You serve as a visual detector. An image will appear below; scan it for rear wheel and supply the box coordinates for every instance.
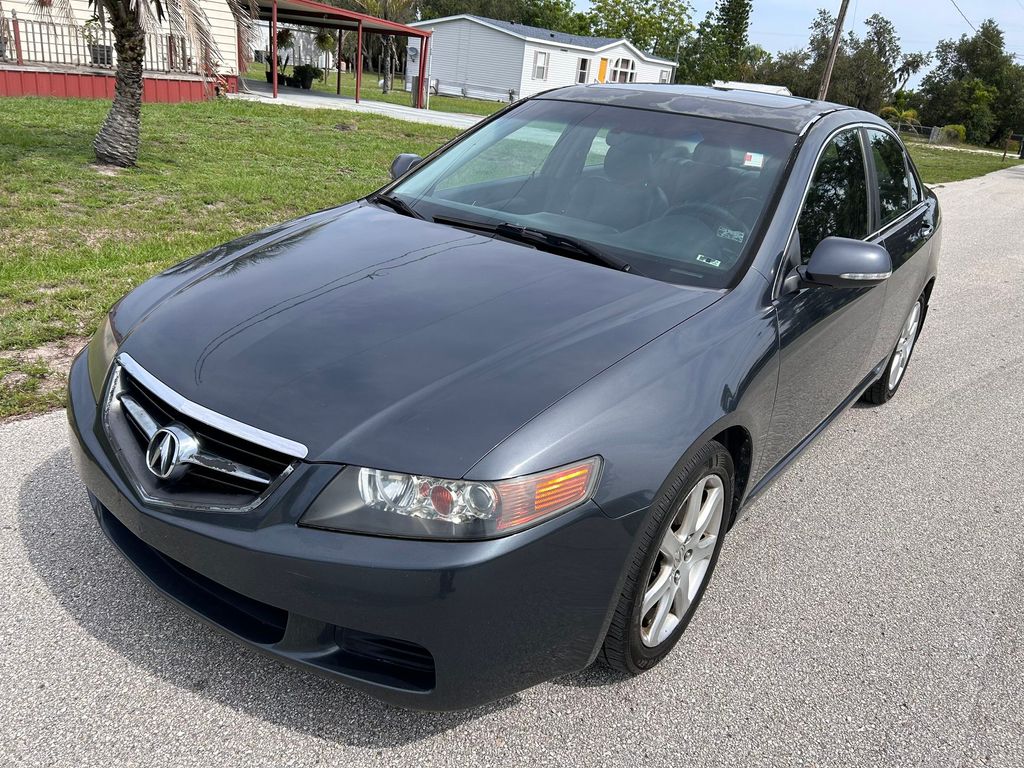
[862,296,923,405]
[601,441,733,674]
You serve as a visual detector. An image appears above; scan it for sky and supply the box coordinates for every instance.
[579,1,1024,86]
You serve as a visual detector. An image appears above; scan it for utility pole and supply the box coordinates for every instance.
[817,0,850,101]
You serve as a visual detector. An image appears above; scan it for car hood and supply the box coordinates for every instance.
[119,204,719,476]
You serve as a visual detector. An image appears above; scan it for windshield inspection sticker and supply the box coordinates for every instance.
[696,254,722,267]
[717,227,745,243]
[743,151,765,169]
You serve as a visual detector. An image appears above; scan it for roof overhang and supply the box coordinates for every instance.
[257,0,429,37]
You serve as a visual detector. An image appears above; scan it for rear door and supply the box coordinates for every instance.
[761,127,887,468]
[862,127,934,361]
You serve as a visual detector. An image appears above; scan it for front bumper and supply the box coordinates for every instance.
[67,348,643,710]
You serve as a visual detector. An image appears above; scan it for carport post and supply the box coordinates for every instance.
[336,30,343,95]
[355,20,363,103]
[416,34,428,109]
[271,0,278,98]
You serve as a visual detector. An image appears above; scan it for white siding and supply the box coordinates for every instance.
[4,0,239,75]
[588,42,674,85]
[518,40,674,96]
[416,18,524,101]
[518,41,579,97]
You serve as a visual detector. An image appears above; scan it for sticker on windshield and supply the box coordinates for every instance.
[743,152,765,169]
[717,227,745,243]
[696,254,722,267]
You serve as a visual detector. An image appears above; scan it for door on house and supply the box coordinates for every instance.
[597,58,609,83]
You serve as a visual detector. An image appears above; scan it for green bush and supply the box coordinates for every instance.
[941,124,967,144]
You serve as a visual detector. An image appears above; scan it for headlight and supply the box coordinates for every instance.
[87,313,121,400]
[300,457,602,540]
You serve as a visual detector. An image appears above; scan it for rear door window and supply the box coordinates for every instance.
[866,128,915,227]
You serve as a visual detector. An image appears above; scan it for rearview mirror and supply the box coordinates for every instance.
[390,153,423,180]
[798,237,892,288]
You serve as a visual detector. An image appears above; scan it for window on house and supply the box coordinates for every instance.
[610,58,636,83]
[659,69,670,83]
[533,51,549,80]
[577,58,590,84]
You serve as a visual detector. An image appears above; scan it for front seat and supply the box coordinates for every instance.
[564,137,668,230]
[664,141,741,207]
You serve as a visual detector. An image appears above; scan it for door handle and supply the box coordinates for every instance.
[918,223,934,237]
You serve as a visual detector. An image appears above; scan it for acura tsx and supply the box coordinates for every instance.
[67,84,940,710]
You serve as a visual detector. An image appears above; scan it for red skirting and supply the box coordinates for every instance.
[0,69,238,103]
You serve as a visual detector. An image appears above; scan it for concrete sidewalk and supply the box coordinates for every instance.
[231,78,484,130]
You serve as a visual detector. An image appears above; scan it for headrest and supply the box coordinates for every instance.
[603,138,653,184]
[692,142,733,167]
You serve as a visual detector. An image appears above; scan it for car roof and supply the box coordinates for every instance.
[535,84,855,134]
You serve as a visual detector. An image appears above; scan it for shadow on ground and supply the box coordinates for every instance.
[18,448,516,749]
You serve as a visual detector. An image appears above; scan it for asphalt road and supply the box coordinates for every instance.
[2,167,1022,767]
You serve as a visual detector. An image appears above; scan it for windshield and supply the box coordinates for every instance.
[389,99,797,288]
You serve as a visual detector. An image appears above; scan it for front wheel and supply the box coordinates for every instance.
[862,296,924,405]
[601,441,733,674]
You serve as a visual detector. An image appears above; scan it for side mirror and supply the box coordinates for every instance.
[389,153,423,180]
[798,237,892,288]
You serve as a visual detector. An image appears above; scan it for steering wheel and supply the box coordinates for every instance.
[667,202,751,246]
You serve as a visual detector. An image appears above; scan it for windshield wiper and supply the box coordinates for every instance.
[432,215,639,275]
[368,192,424,220]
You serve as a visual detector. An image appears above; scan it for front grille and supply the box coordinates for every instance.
[102,353,303,511]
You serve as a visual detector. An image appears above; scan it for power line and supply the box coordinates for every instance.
[945,0,1019,58]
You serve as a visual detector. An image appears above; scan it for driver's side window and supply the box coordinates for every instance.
[797,129,869,263]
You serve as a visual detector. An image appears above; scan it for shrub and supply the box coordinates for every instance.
[941,124,967,144]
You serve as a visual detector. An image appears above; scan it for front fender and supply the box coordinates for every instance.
[466,272,780,521]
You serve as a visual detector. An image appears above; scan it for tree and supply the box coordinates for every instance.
[919,19,1024,145]
[416,0,587,30]
[350,0,417,92]
[587,0,693,60]
[740,9,927,115]
[676,0,753,84]
[37,0,256,168]
[879,104,920,133]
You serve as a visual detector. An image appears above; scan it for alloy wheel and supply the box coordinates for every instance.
[888,300,922,390]
[640,474,725,648]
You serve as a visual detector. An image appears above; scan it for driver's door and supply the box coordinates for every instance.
[761,127,887,469]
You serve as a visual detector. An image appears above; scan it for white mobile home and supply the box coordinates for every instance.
[408,15,676,102]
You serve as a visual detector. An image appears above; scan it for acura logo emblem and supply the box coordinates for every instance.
[145,423,199,481]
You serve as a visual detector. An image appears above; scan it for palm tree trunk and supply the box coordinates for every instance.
[94,18,146,168]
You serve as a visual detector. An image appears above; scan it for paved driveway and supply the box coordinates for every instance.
[1,167,1022,767]
[233,79,485,130]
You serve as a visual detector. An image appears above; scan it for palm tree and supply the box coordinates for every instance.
[879,105,920,135]
[38,0,256,167]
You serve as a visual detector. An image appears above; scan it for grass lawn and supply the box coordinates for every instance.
[244,63,506,116]
[0,96,458,418]
[2,95,1022,420]
[906,143,1024,183]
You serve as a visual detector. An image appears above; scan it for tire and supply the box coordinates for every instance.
[862,295,924,405]
[601,441,733,674]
